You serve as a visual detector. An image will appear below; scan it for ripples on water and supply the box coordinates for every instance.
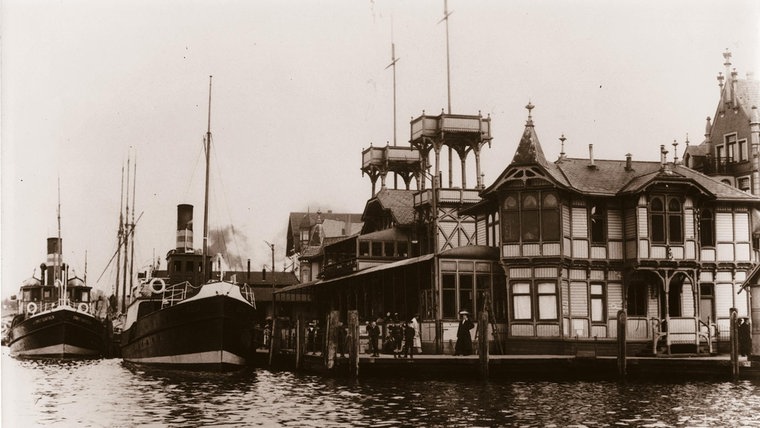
[3,349,760,427]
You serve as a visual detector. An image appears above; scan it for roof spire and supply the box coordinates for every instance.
[558,134,567,162]
[525,101,535,126]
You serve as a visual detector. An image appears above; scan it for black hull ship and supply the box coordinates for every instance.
[8,237,108,359]
[120,278,256,370]
[120,79,257,371]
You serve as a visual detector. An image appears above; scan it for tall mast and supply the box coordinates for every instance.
[57,177,64,305]
[202,75,213,284]
[128,153,137,303]
[121,155,130,313]
[440,0,454,187]
[115,165,124,307]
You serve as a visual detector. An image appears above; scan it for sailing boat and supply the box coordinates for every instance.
[119,77,257,371]
[7,189,108,358]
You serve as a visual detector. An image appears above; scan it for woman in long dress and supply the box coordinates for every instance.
[455,311,474,356]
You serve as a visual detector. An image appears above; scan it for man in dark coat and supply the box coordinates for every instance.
[455,311,475,356]
[402,321,416,358]
[739,318,752,357]
[367,320,381,357]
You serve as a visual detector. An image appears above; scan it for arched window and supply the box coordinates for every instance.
[650,197,665,243]
[668,198,683,242]
[649,196,683,244]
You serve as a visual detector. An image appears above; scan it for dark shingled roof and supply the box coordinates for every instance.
[484,108,760,203]
[371,188,416,225]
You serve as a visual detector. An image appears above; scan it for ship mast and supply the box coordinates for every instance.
[121,155,131,313]
[128,154,137,305]
[202,75,212,284]
[115,164,124,310]
[57,177,64,306]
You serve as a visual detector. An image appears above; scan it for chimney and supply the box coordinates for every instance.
[731,68,739,110]
[625,153,633,171]
[262,266,267,281]
[247,259,251,283]
[705,116,712,140]
[660,145,668,166]
[176,204,193,252]
[588,144,595,168]
[46,237,62,286]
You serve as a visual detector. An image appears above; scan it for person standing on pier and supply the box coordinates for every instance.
[367,320,380,357]
[402,322,415,358]
[455,311,475,356]
[411,314,422,354]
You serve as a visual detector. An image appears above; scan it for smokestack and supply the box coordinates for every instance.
[176,204,194,252]
[588,144,595,168]
[247,259,251,283]
[46,237,62,286]
[625,153,632,171]
[40,264,47,285]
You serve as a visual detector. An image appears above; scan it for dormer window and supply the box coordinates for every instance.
[650,196,683,244]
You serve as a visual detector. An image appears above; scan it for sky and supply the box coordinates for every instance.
[2,0,759,300]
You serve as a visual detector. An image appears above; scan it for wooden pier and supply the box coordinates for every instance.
[256,309,760,380]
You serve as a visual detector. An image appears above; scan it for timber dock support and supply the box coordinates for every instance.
[617,309,627,378]
[478,309,489,378]
[348,310,359,378]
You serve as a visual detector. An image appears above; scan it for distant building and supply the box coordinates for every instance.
[684,50,760,195]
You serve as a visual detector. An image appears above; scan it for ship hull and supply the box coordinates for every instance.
[120,295,256,371]
[9,308,107,359]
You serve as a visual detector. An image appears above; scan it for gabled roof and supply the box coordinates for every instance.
[483,105,760,203]
[365,188,416,226]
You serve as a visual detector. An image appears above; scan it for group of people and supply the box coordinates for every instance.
[366,313,422,358]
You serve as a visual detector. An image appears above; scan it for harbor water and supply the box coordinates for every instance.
[3,349,760,427]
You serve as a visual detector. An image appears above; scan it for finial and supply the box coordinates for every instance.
[685,133,690,147]
[672,139,679,164]
[525,101,535,125]
[723,48,732,66]
[559,134,566,156]
[717,72,724,88]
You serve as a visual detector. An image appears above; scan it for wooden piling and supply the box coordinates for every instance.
[730,308,739,378]
[435,319,444,355]
[348,310,359,378]
[325,310,339,370]
[268,317,280,367]
[478,309,489,378]
[617,309,627,378]
[295,315,304,370]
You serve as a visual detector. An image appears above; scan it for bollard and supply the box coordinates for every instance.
[730,308,739,378]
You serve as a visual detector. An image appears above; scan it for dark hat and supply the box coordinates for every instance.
[459,310,469,315]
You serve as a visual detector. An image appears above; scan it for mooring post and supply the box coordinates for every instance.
[617,309,627,378]
[435,319,444,355]
[479,309,489,378]
[268,317,279,367]
[326,310,339,370]
[295,315,304,370]
[348,310,359,378]
[730,308,739,378]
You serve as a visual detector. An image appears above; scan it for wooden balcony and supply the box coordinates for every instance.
[410,113,492,146]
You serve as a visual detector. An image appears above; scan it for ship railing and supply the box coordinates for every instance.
[160,281,197,309]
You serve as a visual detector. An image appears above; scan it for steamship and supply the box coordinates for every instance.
[120,80,257,371]
[7,237,108,359]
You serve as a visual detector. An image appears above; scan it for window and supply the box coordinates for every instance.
[442,274,457,319]
[700,209,715,246]
[501,191,560,243]
[383,241,395,257]
[397,241,408,257]
[699,284,715,324]
[726,134,737,162]
[459,274,474,315]
[537,283,558,320]
[185,261,194,272]
[512,283,532,320]
[590,284,605,322]
[650,196,683,244]
[590,202,606,244]
[502,196,519,242]
[739,139,748,162]
[739,177,751,192]
[173,261,182,273]
[359,241,370,256]
[493,274,507,321]
[371,242,382,257]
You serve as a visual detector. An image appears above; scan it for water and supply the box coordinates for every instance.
[3,348,760,427]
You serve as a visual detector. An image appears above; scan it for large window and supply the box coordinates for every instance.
[537,282,558,320]
[512,283,532,320]
[700,209,715,247]
[650,196,683,244]
[459,274,474,316]
[626,283,648,316]
[442,274,457,319]
[502,191,560,243]
[726,134,737,162]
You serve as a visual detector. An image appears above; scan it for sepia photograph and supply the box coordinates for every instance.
[2,0,759,426]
